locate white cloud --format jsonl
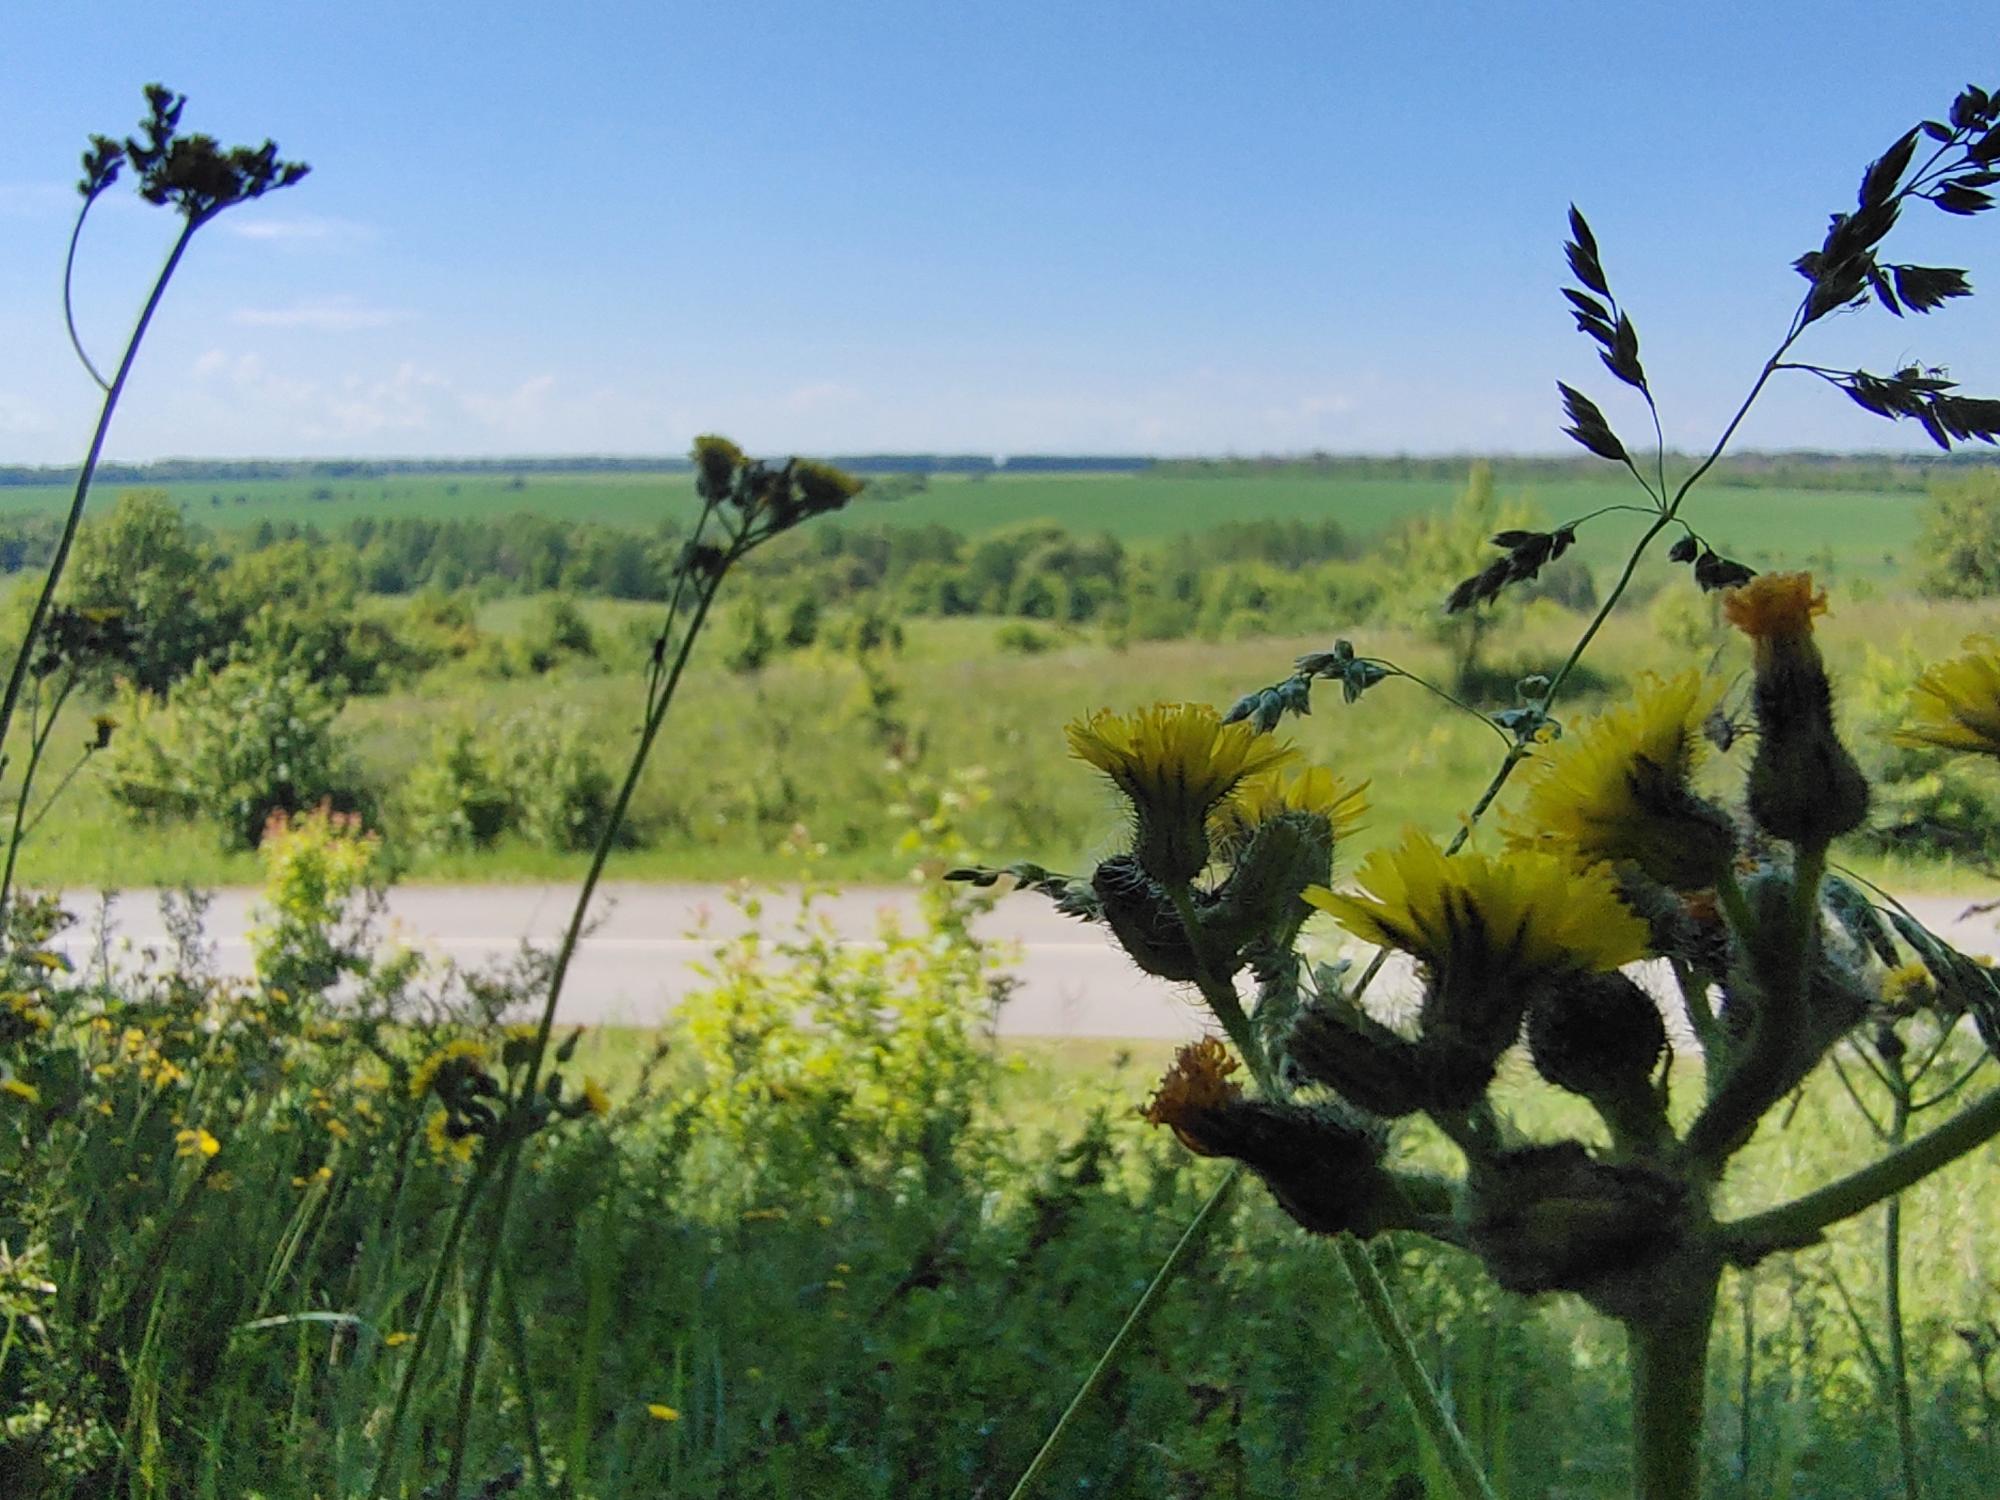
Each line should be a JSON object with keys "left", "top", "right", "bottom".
{"left": 0, "top": 392, "right": 51, "bottom": 436}
{"left": 229, "top": 298, "right": 404, "bottom": 332}
{"left": 0, "top": 182, "right": 71, "bottom": 219}
{"left": 222, "top": 214, "right": 374, "bottom": 246}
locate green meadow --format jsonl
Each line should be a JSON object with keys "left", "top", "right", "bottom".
{"left": 0, "top": 466, "right": 1937, "bottom": 582}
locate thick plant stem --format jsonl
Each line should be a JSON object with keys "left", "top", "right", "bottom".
{"left": 1722, "top": 1086, "right": 2000, "bottom": 1258}
{"left": 1336, "top": 1236, "right": 1498, "bottom": 1500}
{"left": 1628, "top": 1275, "right": 1719, "bottom": 1500}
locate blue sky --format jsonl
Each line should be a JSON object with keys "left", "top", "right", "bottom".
{"left": 3, "top": 2, "right": 1996, "bottom": 462}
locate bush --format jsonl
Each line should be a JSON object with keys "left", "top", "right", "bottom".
{"left": 105, "top": 654, "right": 363, "bottom": 849}
{"left": 506, "top": 710, "right": 616, "bottom": 851}
{"left": 1915, "top": 469, "right": 2000, "bottom": 598}
{"left": 401, "top": 723, "right": 514, "bottom": 852}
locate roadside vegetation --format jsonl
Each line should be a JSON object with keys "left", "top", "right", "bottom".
{"left": 9, "top": 76, "right": 2000, "bottom": 1500}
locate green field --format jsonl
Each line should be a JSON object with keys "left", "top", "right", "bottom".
{"left": 14, "top": 590, "right": 1999, "bottom": 892}
{"left": 0, "top": 467, "right": 1938, "bottom": 584}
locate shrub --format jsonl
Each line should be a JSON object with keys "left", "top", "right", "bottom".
{"left": 401, "top": 723, "right": 514, "bottom": 852}
{"left": 505, "top": 710, "right": 616, "bottom": 852}
{"left": 105, "top": 653, "right": 363, "bottom": 848}
{"left": 1914, "top": 469, "right": 2000, "bottom": 598}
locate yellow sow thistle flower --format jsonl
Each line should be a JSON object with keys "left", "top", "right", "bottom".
{"left": 409, "top": 1038, "right": 490, "bottom": 1101}
{"left": 1505, "top": 671, "right": 1734, "bottom": 890}
{"left": 1305, "top": 832, "right": 1648, "bottom": 983}
{"left": 1067, "top": 702, "right": 1298, "bottom": 883}
{"left": 1210, "top": 765, "right": 1369, "bottom": 854}
{"left": 1895, "top": 637, "right": 2000, "bottom": 760}
{"left": 582, "top": 1076, "right": 612, "bottom": 1117}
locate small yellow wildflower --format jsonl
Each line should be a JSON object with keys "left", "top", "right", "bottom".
{"left": 1895, "top": 637, "right": 2000, "bottom": 760}
{"left": 409, "top": 1039, "right": 489, "bottom": 1100}
{"left": 424, "top": 1108, "right": 477, "bottom": 1164}
{"left": 2, "top": 1077, "right": 40, "bottom": 1105}
{"left": 384, "top": 1331, "right": 414, "bottom": 1347}
{"left": 1067, "top": 702, "right": 1298, "bottom": 882}
{"left": 1305, "top": 831, "right": 1647, "bottom": 981}
{"left": 175, "top": 1127, "right": 221, "bottom": 1159}
{"left": 1505, "top": 671, "right": 1734, "bottom": 890}
{"left": 581, "top": 1076, "right": 612, "bottom": 1117}
{"left": 647, "top": 1403, "right": 681, "bottom": 1422}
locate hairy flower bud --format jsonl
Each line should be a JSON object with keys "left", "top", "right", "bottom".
{"left": 1724, "top": 574, "right": 1869, "bottom": 845}
{"left": 1092, "top": 856, "right": 1201, "bottom": 982}
{"left": 1287, "top": 1000, "right": 1430, "bottom": 1118}
{"left": 1526, "top": 971, "right": 1667, "bottom": 1101}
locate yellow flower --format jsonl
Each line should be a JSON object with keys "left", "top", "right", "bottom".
{"left": 1895, "top": 637, "right": 2000, "bottom": 759}
{"left": 409, "top": 1039, "right": 489, "bottom": 1100}
{"left": 2, "top": 1077, "right": 39, "bottom": 1105}
{"left": 1210, "top": 765, "right": 1369, "bottom": 855}
{"left": 647, "top": 1403, "right": 681, "bottom": 1422}
{"left": 1067, "top": 702, "right": 1298, "bottom": 882}
{"left": 175, "top": 1127, "right": 221, "bottom": 1159}
{"left": 1505, "top": 671, "right": 1734, "bottom": 890}
{"left": 1722, "top": 571, "right": 1826, "bottom": 658}
{"left": 384, "top": 1330, "right": 414, "bottom": 1347}
{"left": 1881, "top": 961, "right": 1935, "bottom": 1006}
{"left": 424, "top": 1108, "right": 477, "bottom": 1163}
{"left": 581, "top": 1076, "right": 612, "bottom": 1117}
{"left": 1304, "top": 831, "right": 1647, "bottom": 981}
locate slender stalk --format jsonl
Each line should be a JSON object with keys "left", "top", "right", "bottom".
{"left": 440, "top": 537, "right": 735, "bottom": 1493}
{"left": 0, "top": 217, "right": 197, "bottom": 881}
{"left": 1735, "top": 1274, "right": 1755, "bottom": 1488}
{"left": 1003, "top": 1167, "right": 1239, "bottom": 1500}
{"left": 1629, "top": 1274, "right": 1720, "bottom": 1500}
{"left": 1882, "top": 1073, "right": 1922, "bottom": 1500}
{"left": 1337, "top": 1236, "right": 1498, "bottom": 1500}
{"left": 365, "top": 1153, "right": 493, "bottom": 1500}
{"left": 0, "top": 675, "right": 79, "bottom": 915}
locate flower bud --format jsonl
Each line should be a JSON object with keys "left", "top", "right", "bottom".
{"left": 1464, "top": 1143, "right": 1686, "bottom": 1316}
{"left": 1287, "top": 1000, "right": 1430, "bottom": 1118}
{"left": 1526, "top": 971, "right": 1666, "bottom": 1101}
{"left": 1724, "top": 574, "right": 1869, "bottom": 845}
{"left": 1091, "top": 856, "right": 1201, "bottom": 982}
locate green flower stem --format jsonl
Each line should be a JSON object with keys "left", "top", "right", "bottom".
{"left": 1133, "top": 885, "right": 1493, "bottom": 1500}
{"left": 0, "top": 676, "right": 78, "bottom": 918}
{"left": 1336, "top": 1234, "right": 1499, "bottom": 1500}
{"left": 365, "top": 1152, "right": 495, "bottom": 1499}
{"left": 1003, "top": 1166, "right": 1240, "bottom": 1500}
{"left": 0, "top": 218, "right": 197, "bottom": 928}
{"left": 1721, "top": 1085, "right": 2000, "bottom": 1261}
{"left": 1629, "top": 1274, "right": 1720, "bottom": 1500}
{"left": 438, "top": 535, "right": 736, "bottom": 1497}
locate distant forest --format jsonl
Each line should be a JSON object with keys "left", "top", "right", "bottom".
{"left": 3, "top": 449, "right": 1997, "bottom": 491}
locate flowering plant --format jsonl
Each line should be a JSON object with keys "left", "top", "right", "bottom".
{"left": 970, "top": 81, "right": 2000, "bottom": 1500}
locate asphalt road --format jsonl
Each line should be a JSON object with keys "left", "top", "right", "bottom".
{"left": 42, "top": 881, "right": 2000, "bottom": 1040}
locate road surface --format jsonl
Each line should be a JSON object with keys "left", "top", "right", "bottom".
{"left": 42, "top": 881, "right": 2000, "bottom": 1040}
